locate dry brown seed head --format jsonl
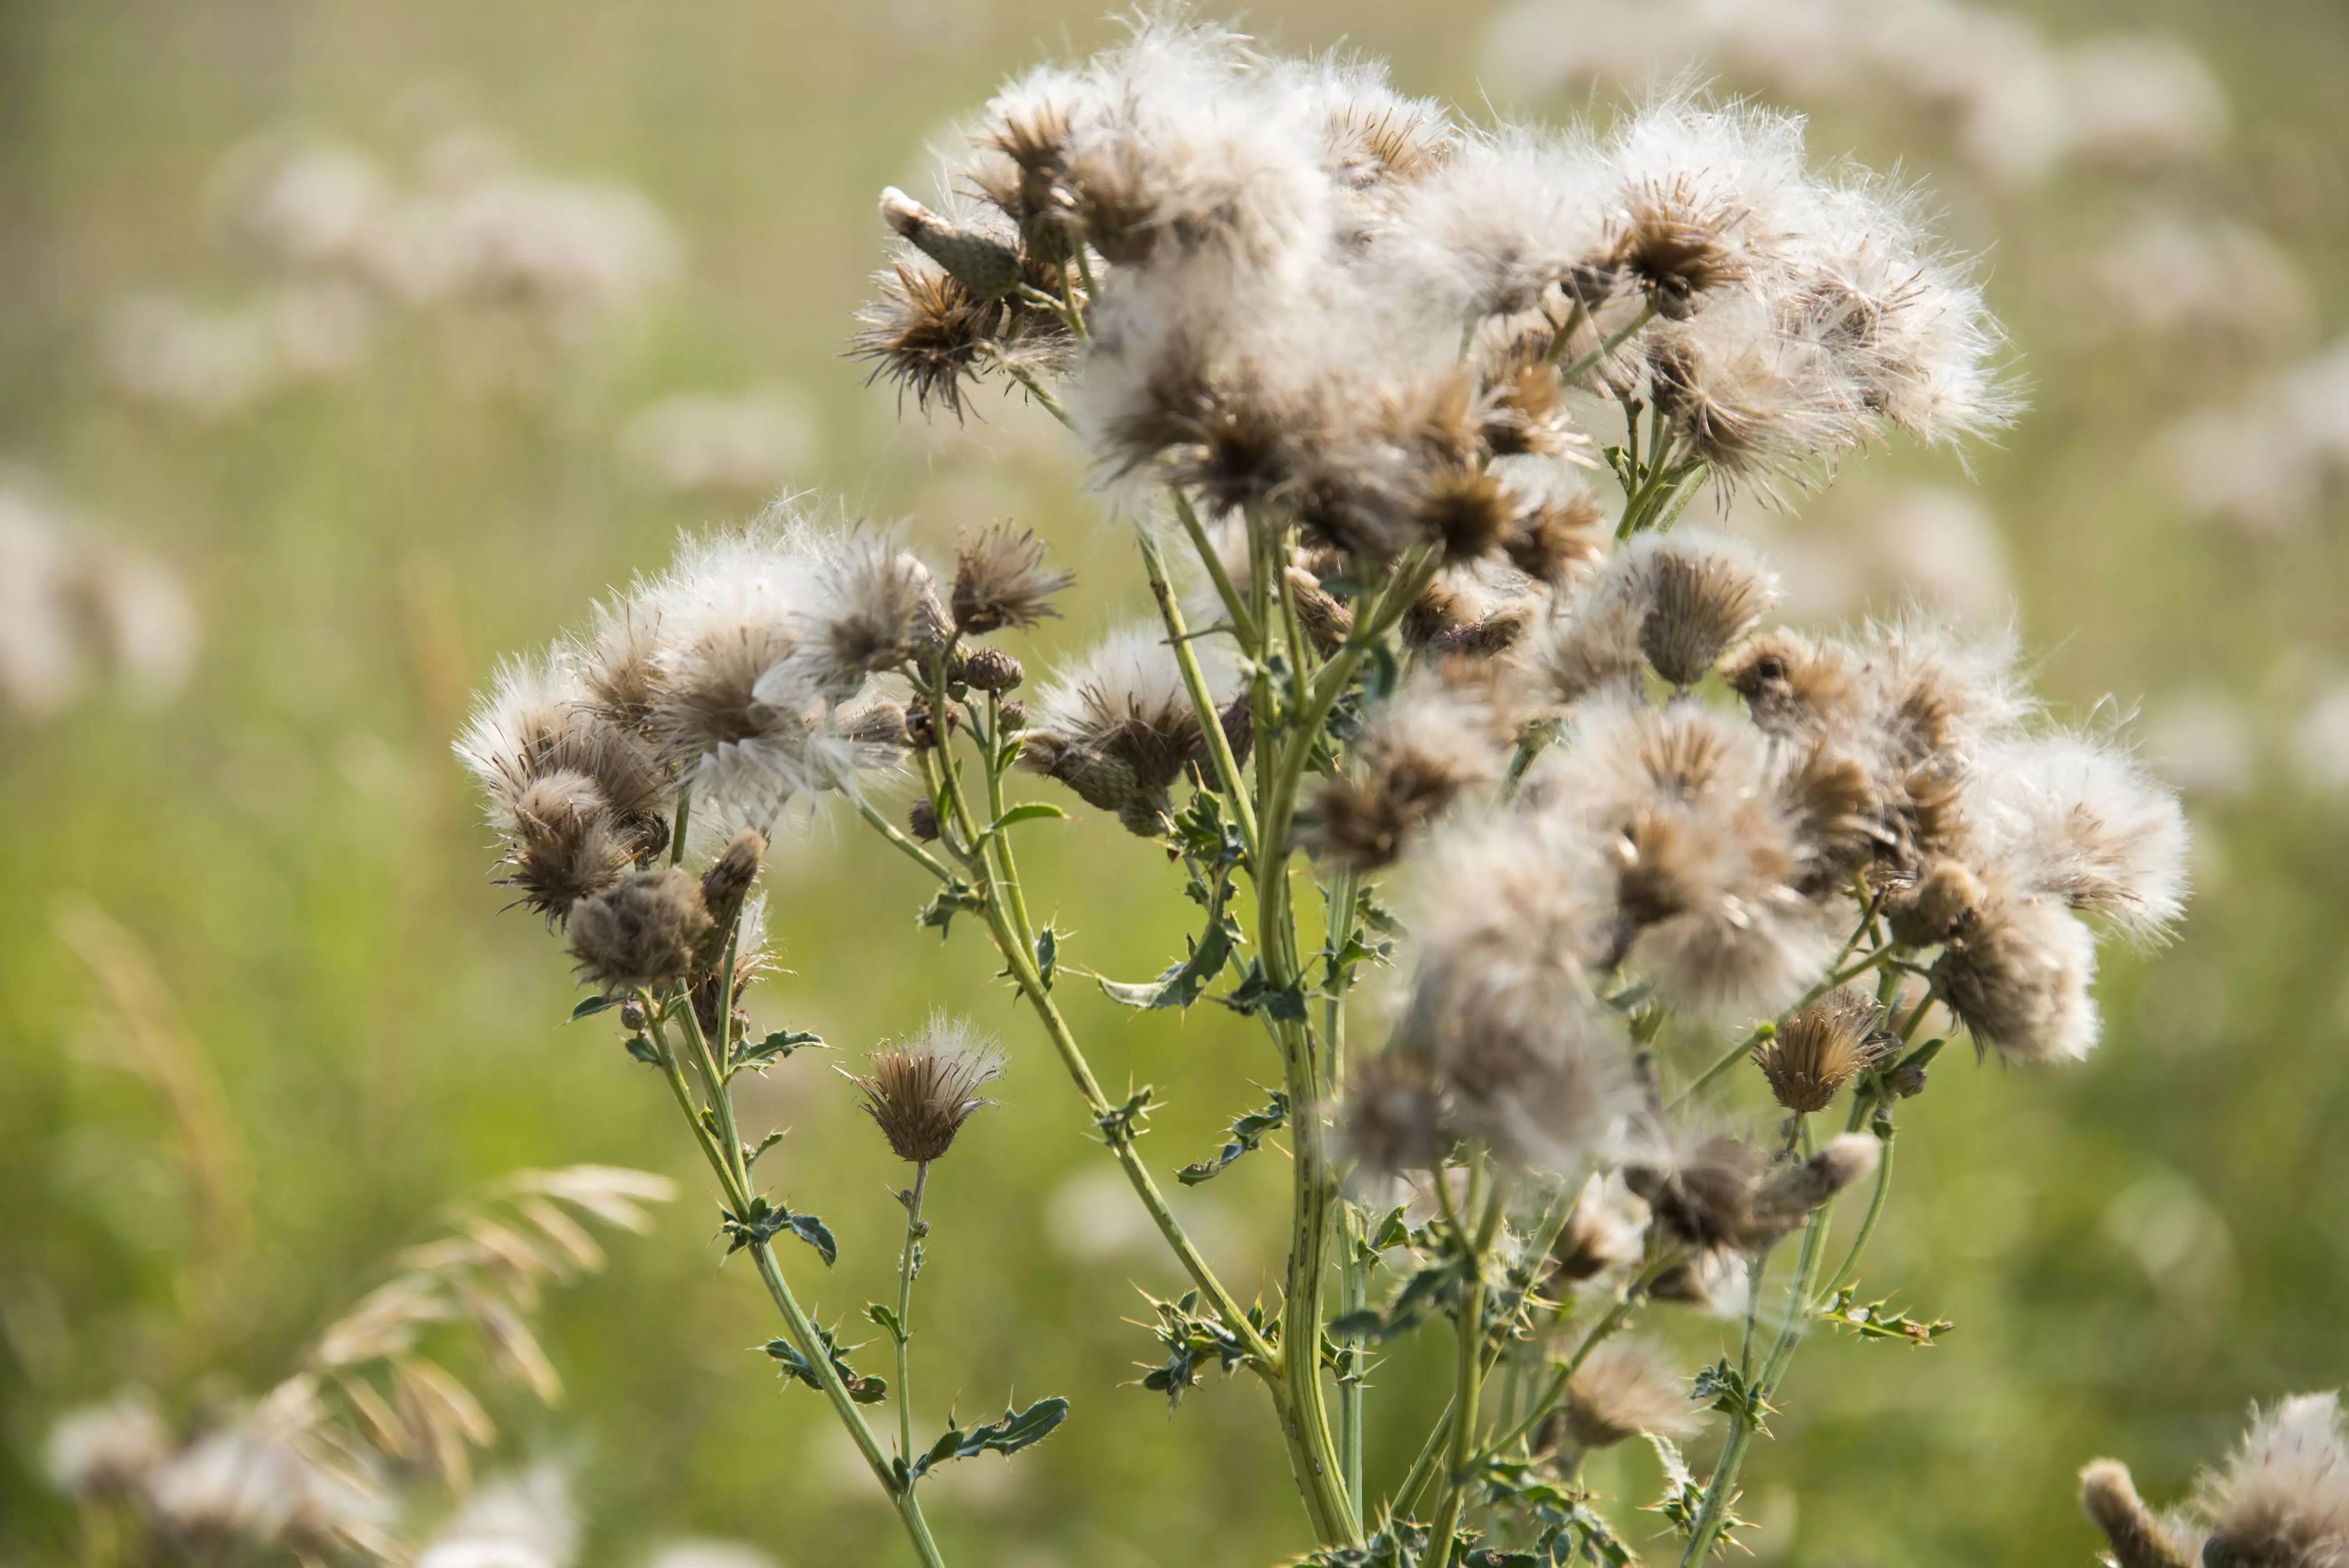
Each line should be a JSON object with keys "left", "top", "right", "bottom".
{"left": 1753, "top": 987, "right": 1889, "bottom": 1113}
{"left": 1416, "top": 469, "right": 1517, "bottom": 561}
{"left": 1338, "top": 1050, "right": 1450, "bottom": 1178}
{"left": 1784, "top": 741, "right": 1883, "bottom": 891}
{"left": 998, "top": 698, "right": 1028, "bottom": 733}
{"left": 694, "top": 830, "right": 766, "bottom": 967}
{"left": 841, "top": 700, "right": 913, "bottom": 751}
{"left": 1285, "top": 565, "right": 1355, "bottom": 656}
{"left": 1640, "top": 547, "right": 1773, "bottom": 687}
{"left": 850, "top": 263, "right": 999, "bottom": 419}
{"left": 849, "top": 1023, "right": 1003, "bottom": 1164}
{"left": 504, "top": 773, "right": 637, "bottom": 923}
{"left": 1563, "top": 1340, "right": 1702, "bottom": 1450}
{"left": 1478, "top": 354, "right": 1575, "bottom": 458}
{"left": 907, "top": 798, "right": 940, "bottom": 842}
{"left": 1720, "top": 629, "right": 1864, "bottom": 740}
{"left": 1605, "top": 177, "right": 1752, "bottom": 319}
{"left": 952, "top": 523, "right": 1073, "bottom": 635}
{"left": 568, "top": 867, "right": 713, "bottom": 992}
{"left": 1503, "top": 494, "right": 1605, "bottom": 586}
{"left": 1887, "top": 856, "right": 1983, "bottom": 946}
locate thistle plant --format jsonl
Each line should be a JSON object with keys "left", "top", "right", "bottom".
{"left": 456, "top": 18, "right": 2189, "bottom": 1565}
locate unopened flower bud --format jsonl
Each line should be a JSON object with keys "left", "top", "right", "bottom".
{"left": 880, "top": 187, "right": 1024, "bottom": 300}
{"left": 962, "top": 647, "right": 1025, "bottom": 694}
{"left": 998, "top": 698, "right": 1028, "bottom": 733}
{"left": 619, "top": 998, "right": 648, "bottom": 1032}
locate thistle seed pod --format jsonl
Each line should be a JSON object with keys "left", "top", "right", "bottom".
{"left": 2079, "top": 1460, "right": 2197, "bottom": 1568}
{"left": 1635, "top": 532, "right": 1778, "bottom": 687}
{"left": 952, "top": 522, "right": 1072, "bottom": 635}
{"left": 848, "top": 1017, "right": 1003, "bottom": 1164}
{"left": 908, "top": 798, "right": 941, "bottom": 842}
{"left": 1887, "top": 858, "right": 1984, "bottom": 946}
{"left": 880, "top": 187, "right": 1025, "bottom": 301}
{"left": 1752, "top": 987, "right": 1890, "bottom": 1113}
{"left": 961, "top": 647, "right": 1026, "bottom": 694}
{"left": 568, "top": 867, "right": 713, "bottom": 992}
{"left": 1603, "top": 176, "right": 1753, "bottom": 320}
{"left": 1560, "top": 1341, "right": 1703, "bottom": 1450}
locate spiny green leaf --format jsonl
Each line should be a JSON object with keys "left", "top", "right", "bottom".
{"left": 570, "top": 993, "right": 619, "bottom": 1022}
{"left": 1034, "top": 925, "right": 1059, "bottom": 990}
{"left": 866, "top": 1302, "right": 907, "bottom": 1345}
{"left": 907, "top": 1397, "right": 1070, "bottom": 1481}
{"left": 1176, "top": 1091, "right": 1290, "bottom": 1185}
{"left": 623, "top": 1033, "right": 660, "bottom": 1066}
{"left": 1816, "top": 1284, "right": 1953, "bottom": 1345}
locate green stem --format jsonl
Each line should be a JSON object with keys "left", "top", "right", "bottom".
{"left": 1557, "top": 298, "right": 1657, "bottom": 380}
{"left": 1423, "top": 1175, "right": 1506, "bottom": 1566}
{"left": 668, "top": 783, "right": 692, "bottom": 867}
{"left": 1819, "top": 1129, "right": 1894, "bottom": 1301}
{"left": 1171, "top": 488, "right": 1261, "bottom": 648}
{"left": 1138, "top": 524, "right": 1260, "bottom": 861}
{"left": 895, "top": 1161, "right": 930, "bottom": 1464}
{"left": 850, "top": 791, "right": 957, "bottom": 883}
{"left": 639, "top": 998, "right": 947, "bottom": 1568}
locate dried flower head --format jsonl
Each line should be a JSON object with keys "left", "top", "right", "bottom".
{"left": 567, "top": 867, "right": 713, "bottom": 992}
{"left": 952, "top": 522, "right": 1074, "bottom": 635}
{"left": 1721, "top": 628, "right": 1866, "bottom": 741}
{"left": 848, "top": 1016, "right": 1004, "bottom": 1164}
{"left": 1553, "top": 1171, "right": 1650, "bottom": 1282}
{"left": 1753, "top": 988, "right": 1890, "bottom": 1113}
{"left": 1017, "top": 627, "right": 1236, "bottom": 832}
{"left": 1503, "top": 492, "right": 1606, "bottom": 587}
{"left": 2196, "top": 1393, "right": 2349, "bottom": 1568}
{"left": 2079, "top": 1459, "right": 2202, "bottom": 1568}
{"left": 1973, "top": 734, "right": 2189, "bottom": 943}
{"left": 44, "top": 1389, "right": 173, "bottom": 1500}
{"left": 1307, "top": 680, "right": 1503, "bottom": 870}
{"left": 1338, "top": 1049, "right": 1452, "bottom": 1180}
{"left": 1559, "top": 1340, "right": 1703, "bottom": 1450}
{"left": 1628, "top": 1130, "right": 1878, "bottom": 1254}
{"left": 1604, "top": 176, "right": 1752, "bottom": 319}
{"left": 1629, "top": 529, "right": 1779, "bottom": 687}
{"left": 1930, "top": 892, "right": 2100, "bottom": 1063}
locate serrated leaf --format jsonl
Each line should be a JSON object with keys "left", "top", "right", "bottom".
{"left": 570, "top": 994, "right": 618, "bottom": 1022}
{"left": 1034, "top": 926, "right": 1059, "bottom": 990}
{"left": 1224, "top": 959, "right": 1308, "bottom": 1021}
{"left": 1176, "top": 1091, "right": 1289, "bottom": 1185}
{"left": 765, "top": 1324, "right": 886, "bottom": 1404}
{"left": 733, "top": 1028, "right": 823, "bottom": 1071}
{"left": 623, "top": 1033, "right": 660, "bottom": 1066}
{"left": 866, "top": 1302, "right": 907, "bottom": 1345}
{"left": 1816, "top": 1284, "right": 1953, "bottom": 1345}
{"left": 720, "top": 1197, "right": 837, "bottom": 1267}
{"left": 907, "top": 1397, "right": 1069, "bottom": 1481}
{"left": 918, "top": 881, "right": 987, "bottom": 936}
{"left": 746, "top": 1129, "right": 786, "bottom": 1168}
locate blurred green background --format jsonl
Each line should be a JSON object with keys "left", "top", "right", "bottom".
{"left": 5, "top": 1, "right": 2348, "bottom": 1563}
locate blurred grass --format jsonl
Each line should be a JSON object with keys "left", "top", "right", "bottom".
{"left": 4, "top": 0, "right": 2349, "bottom": 1563}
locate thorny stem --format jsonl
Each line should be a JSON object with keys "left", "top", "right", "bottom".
{"left": 637, "top": 988, "right": 948, "bottom": 1568}
{"left": 1423, "top": 1173, "right": 1508, "bottom": 1566}
{"left": 1324, "top": 861, "right": 1367, "bottom": 1521}
{"left": 895, "top": 1161, "right": 930, "bottom": 1464}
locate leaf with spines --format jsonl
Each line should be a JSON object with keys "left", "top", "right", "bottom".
{"left": 733, "top": 1027, "right": 823, "bottom": 1072}
{"left": 766, "top": 1323, "right": 885, "bottom": 1403}
{"left": 1816, "top": 1284, "right": 1953, "bottom": 1345}
{"left": 866, "top": 1302, "right": 907, "bottom": 1345}
{"left": 720, "top": 1197, "right": 837, "bottom": 1267}
{"left": 1690, "top": 1358, "right": 1774, "bottom": 1433}
{"left": 1033, "top": 925, "right": 1059, "bottom": 990}
{"left": 1645, "top": 1433, "right": 1749, "bottom": 1550}
{"left": 570, "top": 994, "right": 619, "bottom": 1022}
{"left": 1176, "top": 1092, "right": 1290, "bottom": 1186}
{"left": 623, "top": 1033, "right": 660, "bottom": 1066}
{"left": 918, "top": 881, "right": 987, "bottom": 937}
{"left": 906, "top": 1397, "right": 1069, "bottom": 1482}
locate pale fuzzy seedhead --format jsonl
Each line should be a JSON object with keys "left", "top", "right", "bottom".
{"left": 566, "top": 866, "right": 712, "bottom": 993}
{"left": 1017, "top": 624, "right": 1236, "bottom": 828}
{"left": 1380, "top": 126, "right": 1609, "bottom": 320}
{"left": 952, "top": 521, "right": 1074, "bottom": 635}
{"left": 144, "top": 1416, "right": 381, "bottom": 1553}
{"left": 1720, "top": 627, "right": 1870, "bottom": 743}
{"left": 1598, "top": 95, "right": 1812, "bottom": 290}
{"left": 848, "top": 1015, "right": 1005, "bottom": 1164}
{"left": 1338, "top": 1048, "right": 1453, "bottom": 1182}
{"left": 1553, "top": 1170, "right": 1650, "bottom": 1282}
{"left": 2197, "top": 1393, "right": 2349, "bottom": 1568}
{"left": 1051, "top": 17, "right": 1335, "bottom": 279}
{"left": 1931, "top": 890, "right": 2101, "bottom": 1064}
{"left": 44, "top": 1388, "right": 173, "bottom": 1499}
{"left": 1621, "top": 527, "right": 1780, "bottom": 687}
{"left": 1627, "top": 1123, "right": 1878, "bottom": 1255}
{"left": 415, "top": 1463, "right": 579, "bottom": 1568}
{"left": 1855, "top": 611, "right": 2033, "bottom": 773}
{"left": 1643, "top": 291, "right": 1864, "bottom": 498}
{"left": 1269, "top": 51, "right": 1456, "bottom": 249}
{"left": 1530, "top": 544, "right": 1651, "bottom": 708}
{"left": 1974, "top": 732, "right": 2188, "bottom": 943}
{"left": 1783, "top": 176, "right": 2017, "bottom": 447}
{"left": 1308, "top": 675, "right": 1508, "bottom": 869}
{"left": 1540, "top": 694, "right": 1837, "bottom": 1013}
{"left": 755, "top": 539, "right": 944, "bottom": 707}
{"left": 1562, "top": 1340, "right": 1704, "bottom": 1449}
{"left": 1396, "top": 812, "right": 1638, "bottom": 1169}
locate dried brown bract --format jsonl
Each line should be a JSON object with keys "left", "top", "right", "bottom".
{"left": 1558, "top": 1340, "right": 1703, "bottom": 1450}
{"left": 568, "top": 867, "right": 713, "bottom": 993}
{"left": 1604, "top": 176, "right": 1752, "bottom": 320}
{"left": 1753, "top": 987, "right": 1890, "bottom": 1113}
{"left": 848, "top": 1018, "right": 1003, "bottom": 1164}
{"left": 952, "top": 523, "right": 1073, "bottom": 635}
{"left": 1633, "top": 532, "right": 1778, "bottom": 687}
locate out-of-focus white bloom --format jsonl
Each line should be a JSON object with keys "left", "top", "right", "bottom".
{"left": 1479, "top": 0, "right": 2227, "bottom": 186}
{"left": 0, "top": 481, "right": 197, "bottom": 717}
{"left": 213, "top": 137, "right": 397, "bottom": 270}
{"left": 1757, "top": 485, "right": 2011, "bottom": 623}
{"left": 43, "top": 1388, "right": 173, "bottom": 1498}
{"left": 2087, "top": 213, "right": 2311, "bottom": 347}
{"left": 645, "top": 1542, "right": 781, "bottom": 1568}
{"left": 101, "top": 283, "right": 380, "bottom": 417}
{"left": 2168, "top": 337, "right": 2349, "bottom": 533}
{"left": 2294, "top": 681, "right": 2349, "bottom": 794}
{"left": 378, "top": 168, "right": 680, "bottom": 333}
{"left": 146, "top": 1417, "right": 383, "bottom": 1551}
{"left": 416, "top": 1464, "right": 578, "bottom": 1568}
{"left": 621, "top": 385, "right": 819, "bottom": 497}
